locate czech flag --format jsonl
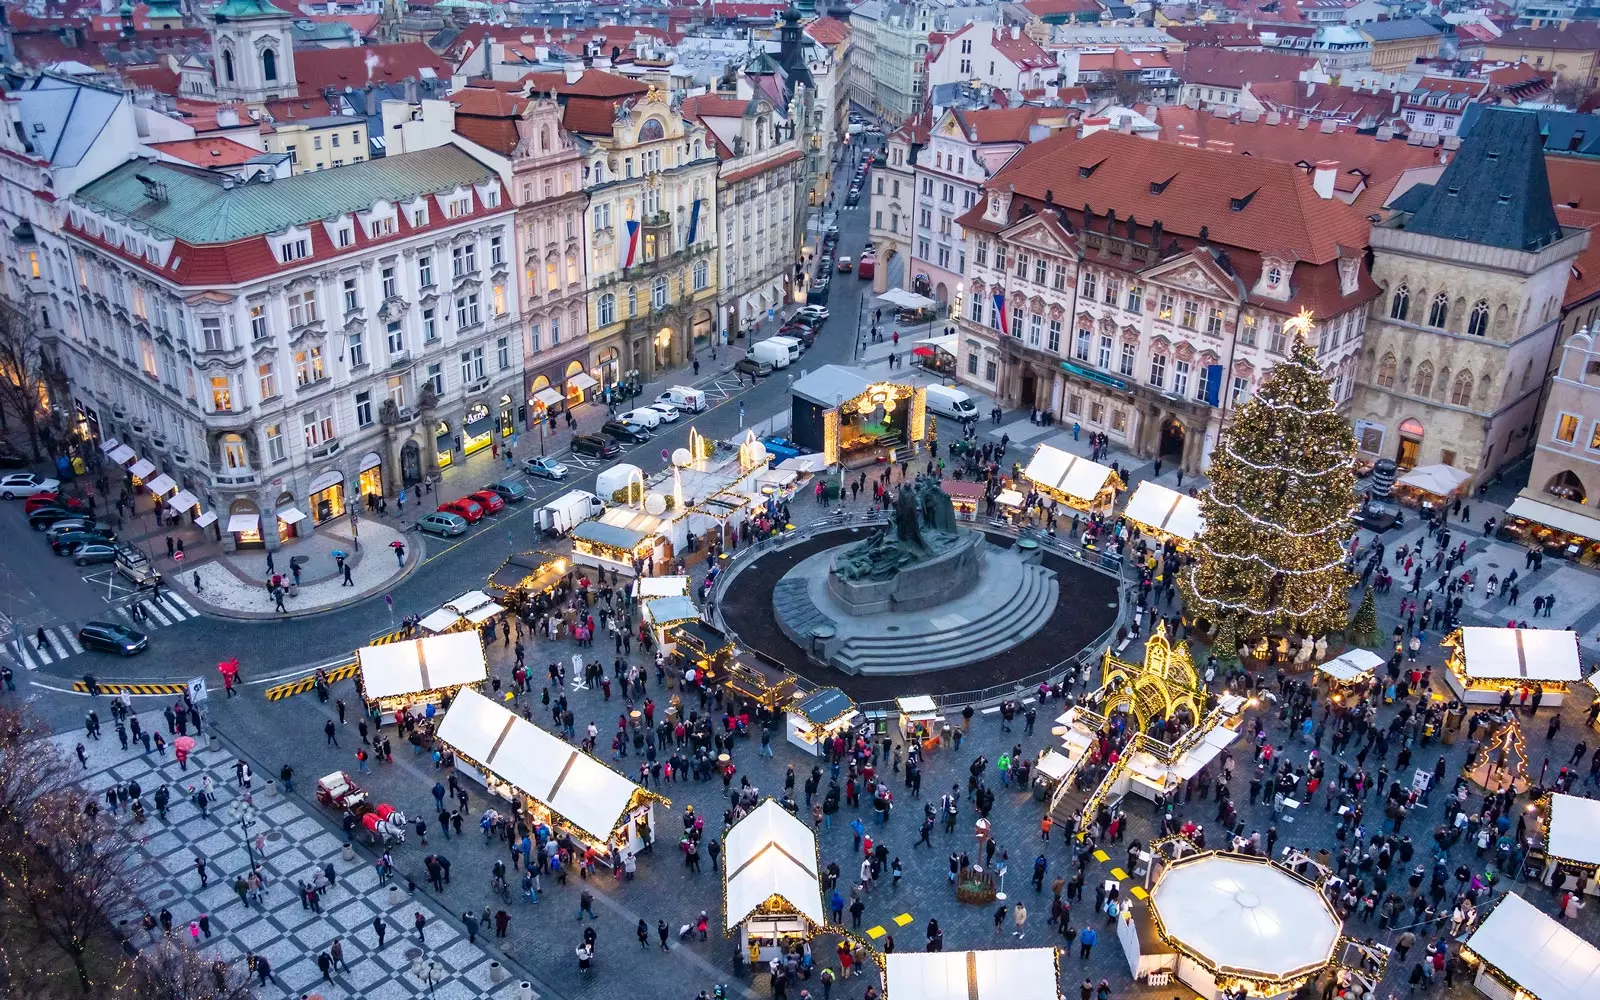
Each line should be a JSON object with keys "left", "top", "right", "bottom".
{"left": 991, "top": 288, "right": 1007, "bottom": 332}
{"left": 619, "top": 218, "right": 640, "bottom": 269}
{"left": 686, "top": 198, "right": 701, "bottom": 247}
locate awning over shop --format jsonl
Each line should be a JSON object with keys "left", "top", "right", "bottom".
{"left": 277, "top": 507, "right": 307, "bottom": 526}
{"left": 723, "top": 799, "right": 825, "bottom": 931}
{"left": 1454, "top": 626, "right": 1581, "bottom": 684}
{"left": 914, "top": 334, "right": 958, "bottom": 354}
{"left": 1463, "top": 893, "right": 1600, "bottom": 1000}
{"left": 1547, "top": 792, "right": 1600, "bottom": 866}
{"left": 129, "top": 458, "right": 156, "bottom": 479}
{"left": 195, "top": 511, "right": 218, "bottom": 529}
{"left": 109, "top": 444, "right": 135, "bottom": 465}
{"left": 1396, "top": 463, "right": 1470, "bottom": 498}
{"left": 464, "top": 416, "right": 493, "bottom": 435}
{"left": 99, "top": 438, "right": 120, "bottom": 455}
{"left": 437, "top": 689, "right": 656, "bottom": 844}
{"left": 1506, "top": 493, "right": 1600, "bottom": 540}
{"left": 357, "top": 631, "right": 488, "bottom": 701}
{"left": 1023, "top": 444, "right": 1117, "bottom": 504}
{"left": 167, "top": 490, "right": 200, "bottom": 512}
{"left": 226, "top": 513, "right": 260, "bottom": 534}
{"left": 568, "top": 372, "right": 598, "bottom": 391}
{"left": 145, "top": 473, "right": 177, "bottom": 496}
{"left": 533, "top": 387, "right": 565, "bottom": 408}
{"left": 1123, "top": 481, "right": 1204, "bottom": 541}
{"left": 885, "top": 948, "right": 1062, "bottom": 1000}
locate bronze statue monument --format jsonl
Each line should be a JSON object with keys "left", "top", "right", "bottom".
{"left": 834, "top": 477, "right": 966, "bottom": 583}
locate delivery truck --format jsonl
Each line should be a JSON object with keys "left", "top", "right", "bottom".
{"left": 537, "top": 490, "right": 606, "bottom": 537}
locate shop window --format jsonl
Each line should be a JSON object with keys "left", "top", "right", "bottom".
{"left": 1555, "top": 412, "right": 1580, "bottom": 443}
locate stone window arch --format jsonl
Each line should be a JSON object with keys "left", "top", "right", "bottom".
{"left": 1376, "top": 353, "right": 1397, "bottom": 388}
{"left": 1412, "top": 360, "right": 1433, "bottom": 398}
{"left": 222, "top": 47, "right": 236, "bottom": 83}
{"left": 1427, "top": 292, "right": 1449, "bottom": 329}
{"left": 1467, "top": 300, "right": 1489, "bottom": 338}
{"left": 1449, "top": 369, "right": 1473, "bottom": 406}
{"left": 261, "top": 47, "right": 278, "bottom": 83}
{"left": 1390, "top": 284, "right": 1410, "bottom": 321}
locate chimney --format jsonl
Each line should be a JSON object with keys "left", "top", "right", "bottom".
{"left": 365, "top": 86, "right": 377, "bottom": 117}
{"left": 1312, "top": 159, "right": 1338, "bottom": 199}
{"left": 564, "top": 60, "right": 584, "bottom": 84}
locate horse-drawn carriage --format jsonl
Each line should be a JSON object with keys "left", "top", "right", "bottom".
{"left": 316, "top": 771, "right": 367, "bottom": 809}
{"left": 317, "top": 771, "right": 408, "bottom": 846}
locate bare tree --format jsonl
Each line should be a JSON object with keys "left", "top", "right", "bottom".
{"left": 118, "top": 938, "right": 257, "bottom": 1000}
{"left": 0, "top": 300, "right": 60, "bottom": 460}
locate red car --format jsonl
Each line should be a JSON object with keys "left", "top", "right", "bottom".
{"left": 468, "top": 490, "right": 505, "bottom": 515}
{"left": 25, "top": 492, "right": 89, "bottom": 515}
{"left": 436, "top": 497, "right": 484, "bottom": 523}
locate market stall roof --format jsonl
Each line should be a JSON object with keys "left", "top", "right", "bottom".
{"left": 357, "top": 631, "right": 487, "bottom": 701}
{"left": 792, "top": 687, "right": 856, "bottom": 726}
{"left": 109, "top": 444, "right": 135, "bottom": 465}
{"left": 672, "top": 619, "right": 732, "bottom": 654}
{"left": 757, "top": 469, "right": 798, "bottom": 489}
{"left": 897, "top": 695, "right": 938, "bottom": 714}
{"left": 572, "top": 519, "right": 649, "bottom": 551}
{"left": 1506, "top": 492, "right": 1600, "bottom": 541}
{"left": 1150, "top": 852, "right": 1340, "bottom": 980}
{"left": 995, "top": 488, "right": 1025, "bottom": 507}
{"left": 129, "top": 458, "right": 156, "bottom": 479}
{"left": 463, "top": 602, "right": 504, "bottom": 625}
{"left": 1455, "top": 627, "right": 1581, "bottom": 683}
{"left": 145, "top": 473, "right": 176, "bottom": 496}
{"left": 1396, "top": 463, "right": 1471, "bottom": 498}
{"left": 437, "top": 689, "right": 657, "bottom": 845}
{"left": 1317, "top": 648, "right": 1383, "bottom": 684}
{"left": 877, "top": 288, "right": 936, "bottom": 310}
{"left": 790, "top": 364, "right": 873, "bottom": 408}
{"left": 644, "top": 595, "right": 699, "bottom": 626}
{"left": 446, "top": 590, "right": 493, "bottom": 615}
{"left": 488, "top": 552, "right": 566, "bottom": 593}
{"left": 1464, "top": 892, "right": 1600, "bottom": 1000}
{"left": 723, "top": 799, "right": 825, "bottom": 931}
{"left": 777, "top": 454, "right": 828, "bottom": 473}
{"left": 1124, "top": 481, "right": 1204, "bottom": 542}
{"left": 418, "top": 608, "right": 463, "bottom": 633}
{"left": 98, "top": 438, "right": 120, "bottom": 454}
{"left": 635, "top": 575, "right": 690, "bottom": 600}
{"left": 1547, "top": 793, "right": 1600, "bottom": 865}
{"left": 884, "top": 948, "right": 1061, "bottom": 1000}
{"left": 1023, "top": 444, "right": 1117, "bottom": 503}
{"left": 941, "top": 479, "right": 985, "bottom": 502}
{"left": 914, "top": 334, "right": 958, "bottom": 354}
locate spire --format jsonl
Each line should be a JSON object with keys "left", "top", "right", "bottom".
{"left": 1403, "top": 106, "right": 1563, "bottom": 253}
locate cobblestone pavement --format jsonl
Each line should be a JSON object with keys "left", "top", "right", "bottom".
{"left": 57, "top": 729, "right": 530, "bottom": 1000}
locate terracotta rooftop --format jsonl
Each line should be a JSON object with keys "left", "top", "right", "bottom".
{"left": 1248, "top": 80, "right": 1404, "bottom": 126}
{"left": 147, "top": 136, "right": 260, "bottom": 168}
{"left": 1172, "top": 48, "right": 1316, "bottom": 89}
{"left": 804, "top": 17, "right": 850, "bottom": 46}
{"left": 293, "top": 43, "right": 449, "bottom": 95}
{"left": 1556, "top": 206, "right": 1600, "bottom": 309}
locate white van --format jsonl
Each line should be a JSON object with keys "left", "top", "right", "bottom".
{"left": 619, "top": 406, "right": 663, "bottom": 429}
{"left": 747, "top": 340, "right": 791, "bottom": 369}
{"left": 657, "top": 386, "right": 708, "bottom": 412}
{"left": 768, "top": 336, "right": 803, "bottom": 362}
{"left": 925, "top": 385, "right": 979, "bottom": 422}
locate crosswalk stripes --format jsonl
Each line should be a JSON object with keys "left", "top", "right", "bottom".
{"left": 4, "top": 592, "right": 201, "bottom": 671}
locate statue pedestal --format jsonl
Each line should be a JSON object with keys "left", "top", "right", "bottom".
{"left": 826, "top": 530, "right": 984, "bottom": 615}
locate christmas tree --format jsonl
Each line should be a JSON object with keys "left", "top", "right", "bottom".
{"left": 1348, "top": 588, "right": 1381, "bottom": 648}
{"left": 1182, "top": 312, "right": 1360, "bottom": 641}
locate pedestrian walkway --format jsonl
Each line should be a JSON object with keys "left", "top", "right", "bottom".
{"left": 51, "top": 727, "right": 528, "bottom": 1000}
{"left": 5, "top": 590, "right": 200, "bottom": 671}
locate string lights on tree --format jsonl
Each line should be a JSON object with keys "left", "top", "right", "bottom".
{"left": 1182, "top": 312, "right": 1360, "bottom": 643}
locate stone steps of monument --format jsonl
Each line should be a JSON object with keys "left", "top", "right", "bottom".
{"left": 833, "top": 564, "right": 1059, "bottom": 674}
{"left": 773, "top": 577, "right": 832, "bottom": 639}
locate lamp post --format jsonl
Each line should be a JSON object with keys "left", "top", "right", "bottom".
{"left": 229, "top": 795, "right": 259, "bottom": 865}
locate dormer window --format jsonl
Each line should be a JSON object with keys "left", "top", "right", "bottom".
{"left": 335, "top": 227, "right": 353, "bottom": 248}
{"left": 278, "top": 237, "right": 310, "bottom": 263}
{"left": 370, "top": 217, "right": 395, "bottom": 238}
{"left": 1267, "top": 266, "right": 1282, "bottom": 287}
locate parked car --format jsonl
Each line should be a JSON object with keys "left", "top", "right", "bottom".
{"left": 25, "top": 492, "right": 90, "bottom": 515}
{"left": 483, "top": 480, "right": 528, "bottom": 503}
{"left": 47, "top": 519, "right": 113, "bottom": 542}
{"left": 522, "top": 455, "right": 571, "bottom": 480}
{"left": 51, "top": 529, "right": 117, "bottom": 555}
{"left": 0, "top": 473, "right": 59, "bottom": 499}
{"left": 570, "top": 435, "right": 621, "bottom": 459}
{"left": 735, "top": 357, "right": 773, "bottom": 378}
{"left": 0, "top": 448, "right": 29, "bottom": 469}
{"left": 417, "top": 511, "right": 469, "bottom": 537}
{"left": 467, "top": 490, "right": 506, "bottom": 515}
{"left": 619, "top": 407, "right": 663, "bottom": 429}
{"left": 27, "top": 507, "right": 80, "bottom": 530}
{"left": 71, "top": 542, "right": 120, "bottom": 566}
{"left": 77, "top": 621, "right": 148, "bottom": 656}
{"left": 601, "top": 420, "right": 652, "bottom": 444}
{"left": 644, "top": 402, "right": 681, "bottom": 422}
{"left": 436, "top": 497, "right": 485, "bottom": 523}
{"left": 796, "top": 305, "right": 830, "bottom": 323}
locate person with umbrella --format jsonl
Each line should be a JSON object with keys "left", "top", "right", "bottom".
{"left": 390, "top": 540, "right": 405, "bottom": 566}
{"left": 173, "top": 735, "right": 196, "bottom": 771}
{"left": 217, "top": 658, "right": 240, "bottom": 698}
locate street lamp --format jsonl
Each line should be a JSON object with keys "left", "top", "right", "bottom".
{"left": 228, "top": 795, "right": 259, "bottom": 865}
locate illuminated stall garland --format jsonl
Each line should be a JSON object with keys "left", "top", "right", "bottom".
{"left": 1533, "top": 792, "right": 1600, "bottom": 890}
{"left": 1442, "top": 626, "right": 1582, "bottom": 705}
{"left": 1022, "top": 443, "right": 1122, "bottom": 514}
{"left": 485, "top": 551, "right": 570, "bottom": 609}
{"left": 785, "top": 687, "right": 860, "bottom": 754}
{"left": 1457, "top": 892, "right": 1600, "bottom": 1000}
{"left": 721, "top": 799, "right": 829, "bottom": 965}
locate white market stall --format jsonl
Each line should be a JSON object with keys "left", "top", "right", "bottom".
{"left": 1023, "top": 444, "right": 1119, "bottom": 513}
{"left": 1542, "top": 792, "right": 1600, "bottom": 895}
{"left": 643, "top": 595, "right": 702, "bottom": 649}
{"left": 1140, "top": 852, "right": 1341, "bottom": 1000}
{"left": 1317, "top": 648, "right": 1383, "bottom": 694}
{"left": 1394, "top": 463, "right": 1472, "bottom": 510}
{"left": 884, "top": 948, "right": 1061, "bottom": 1000}
{"left": 1461, "top": 892, "right": 1600, "bottom": 1000}
{"left": 355, "top": 631, "right": 488, "bottom": 722}
{"left": 1443, "top": 627, "right": 1583, "bottom": 706}
{"left": 436, "top": 688, "right": 666, "bottom": 858}
{"left": 897, "top": 695, "right": 944, "bottom": 749}
{"left": 724, "top": 799, "right": 826, "bottom": 964}
{"left": 785, "top": 687, "right": 859, "bottom": 755}
{"left": 1123, "top": 480, "right": 1204, "bottom": 546}
{"left": 634, "top": 575, "right": 690, "bottom": 601}
{"left": 414, "top": 590, "right": 506, "bottom": 636}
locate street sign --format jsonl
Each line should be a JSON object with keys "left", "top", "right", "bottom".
{"left": 187, "top": 677, "right": 208, "bottom": 703}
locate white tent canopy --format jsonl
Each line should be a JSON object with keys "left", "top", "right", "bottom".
{"left": 1464, "top": 893, "right": 1600, "bottom": 1000}
{"left": 1506, "top": 493, "right": 1600, "bottom": 540}
{"left": 1548, "top": 793, "right": 1600, "bottom": 865}
{"left": 1318, "top": 648, "right": 1383, "bottom": 684}
{"left": 885, "top": 948, "right": 1061, "bottom": 1000}
{"left": 437, "top": 689, "right": 651, "bottom": 845}
{"left": 1124, "top": 481, "right": 1204, "bottom": 541}
{"left": 1151, "top": 854, "right": 1340, "bottom": 979}
{"left": 1456, "top": 627, "right": 1581, "bottom": 683}
{"left": 915, "top": 334, "right": 958, "bottom": 354}
{"left": 877, "top": 288, "right": 936, "bottom": 310}
{"left": 723, "top": 800, "right": 825, "bottom": 931}
{"left": 1024, "top": 444, "right": 1117, "bottom": 504}
{"left": 357, "top": 631, "right": 487, "bottom": 701}
{"left": 777, "top": 453, "right": 828, "bottom": 473}
{"left": 634, "top": 575, "right": 690, "bottom": 600}
{"left": 1397, "top": 463, "right": 1471, "bottom": 498}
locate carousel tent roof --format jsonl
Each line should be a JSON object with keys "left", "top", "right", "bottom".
{"left": 1465, "top": 892, "right": 1600, "bottom": 1000}
{"left": 635, "top": 575, "right": 690, "bottom": 599}
{"left": 1123, "top": 481, "right": 1204, "bottom": 541}
{"left": 1150, "top": 853, "right": 1340, "bottom": 980}
{"left": 1317, "top": 648, "right": 1383, "bottom": 683}
{"left": 723, "top": 799, "right": 825, "bottom": 931}
{"left": 791, "top": 365, "right": 873, "bottom": 408}
{"left": 1455, "top": 627, "right": 1582, "bottom": 683}
{"left": 1023, "top": 444, "right": 1117, "bottom": 503}
{"left": 1547, "top": 793, "right": 1600, "bottom": 865}
{"left": 885, "top": 948, "right": 1061, "bottom": 1000}
{"left": 1396, "top": 463, "right": 1470, "bottom": 498}
{"left": 357, "top": 632, "right": 488, "bottom": 700}
{"left": 436, "top": 689, "right": 656, "bottom": 845}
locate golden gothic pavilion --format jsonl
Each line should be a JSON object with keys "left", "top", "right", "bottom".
{"left": 1100, "top": 622, "right": 1205, "bottom": 735}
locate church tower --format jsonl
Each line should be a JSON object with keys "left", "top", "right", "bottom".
{"left": 210, "top": 0, "right": 297, "bottom": 105}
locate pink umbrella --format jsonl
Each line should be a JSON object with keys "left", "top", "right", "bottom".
{"left": 173, "top": 735, "right": 196, "bottom": 754}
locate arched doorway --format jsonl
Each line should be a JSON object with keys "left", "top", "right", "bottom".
{"left": 1018, "top": 368, "right": 1038, "bottom": 410}
{"left": 1545, "top": 470, "right": 1587, "bottom": 504}
{"left": 1158, "top": 417, "right": 1186, "bottom": 462}
{"left": 400, "top": 438, "right": 423, "bottom": 486}
{"left": 595, "top": 347, "right": 620, "bottom": 386}
{"left": 653, "top": 326, "right": 673, "bottom": 371}
{"left": 1396, "top": 418, "right": 1424, "bottom": 470}
{"left": 935, "top": 282, "right": 949, "bottom": 305}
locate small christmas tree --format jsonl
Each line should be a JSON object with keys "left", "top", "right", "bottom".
{"left": 1182, "top": 313, "right": 1360, "bottom": 641}
{"left": 1465, "top": 715, "right": 1530, "bottom": 794}
{"left": 1210, "top": 615, "right": 1241, "bottom": 669}
{"left": 1348, "top": 588, "right": 1381, "bottom": 648}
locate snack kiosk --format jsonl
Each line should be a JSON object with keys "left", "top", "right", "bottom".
{"left": 356, "top": 631, "right": 489, "bottom": 724}
{"left": 785, "top": 687, "right": 860, "bottom": 755}
{"left": 1443, "top": 627, "right": 1583, "bottom": 706}
{"left": 723, "top": 799, "right": 826, "bottom": 964}
{"left": 896, "top": 695, "right": 944, "bottom": 749}
{"left": 1460, "top": 893, "right": 1600, "bottom": 1000}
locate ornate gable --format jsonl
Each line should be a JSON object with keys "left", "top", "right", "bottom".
{"left": 1146, "top": 252, "right": 1239, "bottom": 301}
{"left": 1000, "top": 213, "right": 1076, "bottom": 259}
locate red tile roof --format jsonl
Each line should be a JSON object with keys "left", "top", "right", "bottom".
{"left": 1248, "top": 81, "right": 1404, "bottom": 126}
{"left": 520, "top": 70, "right": 652, "bottom": 99}
{"left": 1021, "top": 0, "right": 1103, "bottom": 15}
{"left": 1556, "top": 206, "right": 1600, "bottom": 309}
{"left": 447, "top": 87, "right": 530, "bottom": 156}
{"left": 953, "top": 107, "right": 1049, "bottom": 143}
{"left": 307, "top": 13, "right": 381, "bottom": 38}
{"left": 1079, "top": 49, "right": 1172, "bottom": 74}
{"left": 120, "top": 63, "right": 180, "bottom": 94}
{"left": 1172, "top": 48, "right": 1316, "bottom": 89}
{"left": 1491, "top": 23, "right": 1600, "bottom": 51}
{"left": 1163, "top": 23, "right": 1271, "bottom": 48}
{"left": 1545, "top": 154, "right": 1600, "bottom": 211}
{"left": 148, "top": 137, "right": 261, "bottom": 168}
{"left": 722, "top": 147, "right": 805, "bottom": 185}
{"left": 293, "top": 43, "right": 449, "bottom": 95}
{"left": 804, "top": 17, "right": 850, "bottom": 46}
{"left": 992, "top": 29, "right": 1054, "bottom": 69}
